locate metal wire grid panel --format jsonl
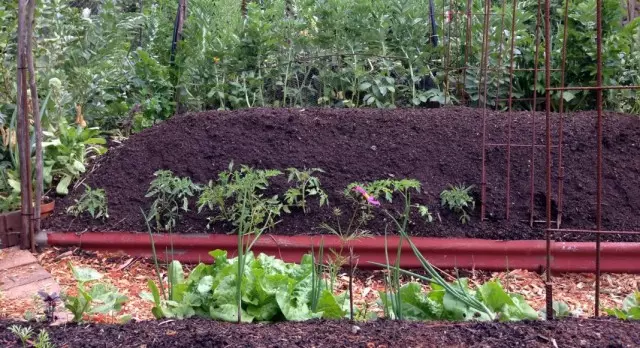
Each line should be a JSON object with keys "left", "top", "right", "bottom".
{"left": 441, "top": 0, "right": 640, "bottom": 319}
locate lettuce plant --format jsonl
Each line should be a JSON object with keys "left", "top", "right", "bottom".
{"left": 605, "top": 291, "right": 640, "bottom": 320}
{"left": 142, "top": 250, "right": 349, "bottom": 323}
{"left": 379, "top": 279, "right": 537, "bottom": 322}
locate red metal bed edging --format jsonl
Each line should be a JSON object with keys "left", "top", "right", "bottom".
{"left": 41, "top": 231, "right": 640, "bottom": 274}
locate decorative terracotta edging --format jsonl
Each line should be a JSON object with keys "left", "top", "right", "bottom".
{"left": 38, "top": 231, "right": 640, "bottom": 273}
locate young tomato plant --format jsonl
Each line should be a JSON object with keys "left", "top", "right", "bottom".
{"left": 345, "top": 178, "right": 433, "bottom": 224}
{"left": 284, "top": 167, "right": 328, "bottom": 214}
{"left": 197, "top": 162, "right": 286, "bottom": 232}
{"left": 146, "top": 170, "right": 201, "bottom": 232}
{"left": 66, "top": 184, "right": 109, "bottom": 220}
{"left": 440, "top": 184, "right": 475, "bottom": 224}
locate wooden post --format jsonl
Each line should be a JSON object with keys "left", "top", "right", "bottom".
{"left": 17, "top": 0, "right": 33, "bottom": 250}
{"left": 26, "top": 0, "right": 41, "bottom": 252}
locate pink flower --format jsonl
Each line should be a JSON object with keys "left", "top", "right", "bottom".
{"left": 353, "top": 186, "right": 381, "bottom": 206}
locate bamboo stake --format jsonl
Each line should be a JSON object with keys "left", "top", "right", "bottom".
{"left": 26, "top": 0, "right": 41, "bottom": 252}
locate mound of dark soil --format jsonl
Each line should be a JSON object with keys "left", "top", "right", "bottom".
{"left": 44, "top": 107, "right": 640, "bottom": 242}
{"left": 1, "top": 318, "right": 639, "bottom": 347}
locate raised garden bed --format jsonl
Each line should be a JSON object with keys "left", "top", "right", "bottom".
{"left": 2, "top": 318, "right": 640, "bottom": 347}
{"left": 43, "top": 107, "right": 640, "bottom": 241}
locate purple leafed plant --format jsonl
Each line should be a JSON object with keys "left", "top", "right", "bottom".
{"left": 38, "top": 291, "right": 60, "bottom": 323}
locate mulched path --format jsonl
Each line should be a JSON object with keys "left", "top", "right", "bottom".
{"left": 44, "top": 107, "right": 640, "bottom": 242}
{"left": 2, "top": 318, "right": 640, "bottom": 347}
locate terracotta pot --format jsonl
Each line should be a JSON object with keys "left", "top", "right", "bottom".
{"left": 0, "top": 198, "right": 56, "bottom": 219}
{"left": 40, "top": 198, "right": 55, "bottom": 218}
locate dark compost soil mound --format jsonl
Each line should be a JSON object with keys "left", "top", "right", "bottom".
{"left": 44, "top": 107, "right": 640, "bottom": 242}
{"left": 2, "top": 318, "right": 640, "bottom": 347}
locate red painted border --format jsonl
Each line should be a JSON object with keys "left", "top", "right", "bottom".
{"left": 45, "top": 231, "right": 640, "bottom": 273}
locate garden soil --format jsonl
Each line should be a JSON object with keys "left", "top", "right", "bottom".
{"left": 2, "top": 318, "right": 640, "bottom": 347}
{"left": 44, "top": 107, "right": 640, "bottom": 242}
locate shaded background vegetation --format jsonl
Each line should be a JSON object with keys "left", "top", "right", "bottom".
{"left": 1, "top": 0, "right": 639, "bottom": 211}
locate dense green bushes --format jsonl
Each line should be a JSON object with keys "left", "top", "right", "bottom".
{"left": 1, "top": 0, "right": 639, "bottom": 212}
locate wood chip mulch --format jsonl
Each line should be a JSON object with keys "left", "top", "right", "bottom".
{"left": 1, "top": 247, "right": 639, "bottom": 323}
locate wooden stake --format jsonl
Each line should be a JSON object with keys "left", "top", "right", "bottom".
{"left": 26, "top": 0, "right": 41, "bottom": 252}
{"left": 17, "top": 0, "right": 33, "bottom": 250}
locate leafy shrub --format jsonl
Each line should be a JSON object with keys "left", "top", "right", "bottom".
{"left": 66, "top": 184, "right": 108, "bottom": 220}
{"left": 146, "top": 170, "right": 201, "bottom": 232}
{"left": 43, "top": 120, "right": 107, "bottom": 196}
{"left": 62, "top": 264, "right": 129, "bottom": 323}
{"left": 142, "top": 250, "right": 348, "bottom": 322}
{"left": 605, "top": 291, "right": 640, "bottom": 320}
{"left": 284, "top": 167, "right": 328, "bottom": 214}
{"left": 440, "top": 184, "right": 475, "bottom": 224}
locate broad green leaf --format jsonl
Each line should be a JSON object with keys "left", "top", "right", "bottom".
{"left": 605, "top": 308, "right": 628, "bottom": 319}
{"left": 151, "top": 306, "right": 165, "bottom": 319}
{"left": 358, "top": 82, "right": 372, "bottom": 91}
{"left": 562, "top": 91, "right": 576, "bottom": 102}
{"left": 56, "top": 175, "right": 73, "bottom": 195}
{"left": 275, "top": 276, "right": 319, "bottom": 321}
{"left": 623, "top": 292, "right": 640, "bottom": 311}
{"left": 197, "top": 275, "right": 214, "bottom": 294}
{"left": 168, "top": 261, "right": 184, "bottom": 296}
{"left": 148, "top": 280, "right": 161, "bottom": 305}
{"left": 8, "top": 179, "right": 20, "bottom": 192}
{"left": 139, "top": 291, "right": 155, "bottom": 302}
{"left": 72, "top": 160, "right": 85, "bottom": 173}
{"left": 500, "top": 294, "right": 538, "bottom": 321}
{"left": 315, "top": 290, "right": 346, "bottom": 319}
{"left": 209, "top": 249, "right": 228, "bottom": 263}
{"left": 247, "top": 301, "right": 280, "bottom": 321}
{"left": 84, "top": 138, "right": 107, "bottom": 145}
{"left": 477, "top": 281, "right": 513, "bottom": 312}
{"left": 210, "top": 304, "right": 254, "bottom": 323}
{"left": 70, "top": 264, "right": 103, "bottom": 282}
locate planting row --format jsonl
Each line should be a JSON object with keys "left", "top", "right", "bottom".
{"left": 67, "top": 163, "right": 476, "bottom": 237}
{"left": 15, "top": 247, "right": 640, "bottom": 329}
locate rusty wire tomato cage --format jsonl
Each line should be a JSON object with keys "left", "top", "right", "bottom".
{"left": 541, "top": 0, "right": 640, "bottom": 320}
{"left": 441, "top": 0, "right": 640, "bottom": 320}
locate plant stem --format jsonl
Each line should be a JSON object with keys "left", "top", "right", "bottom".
{"left": 349, "top": 246, "right": 354, "bottom": 321}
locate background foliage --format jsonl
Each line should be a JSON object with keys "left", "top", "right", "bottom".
{"left": 1, "top": 0, "right": 639, "bottom": 212}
